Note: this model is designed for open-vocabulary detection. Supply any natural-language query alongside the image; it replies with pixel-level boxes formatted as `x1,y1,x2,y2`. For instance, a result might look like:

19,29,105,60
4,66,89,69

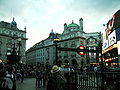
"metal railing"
65,71,120,90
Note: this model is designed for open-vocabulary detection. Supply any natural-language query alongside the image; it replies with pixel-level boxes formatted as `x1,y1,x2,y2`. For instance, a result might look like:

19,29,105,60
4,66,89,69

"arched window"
86,37,97,46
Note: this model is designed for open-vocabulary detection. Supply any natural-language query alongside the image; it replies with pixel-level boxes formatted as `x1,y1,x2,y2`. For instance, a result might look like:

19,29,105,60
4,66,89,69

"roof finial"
51,29,53,32
72,20,74,24
13,17,14,21
24,26,26,31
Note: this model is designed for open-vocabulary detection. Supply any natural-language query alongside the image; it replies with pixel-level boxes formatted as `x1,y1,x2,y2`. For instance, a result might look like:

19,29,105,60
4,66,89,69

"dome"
50,29,55,35
49,29,55,39
11,17,17,26
68,20,79,27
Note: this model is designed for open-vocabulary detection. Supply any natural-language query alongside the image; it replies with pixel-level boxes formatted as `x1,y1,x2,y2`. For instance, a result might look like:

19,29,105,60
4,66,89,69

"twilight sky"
0,0,120,50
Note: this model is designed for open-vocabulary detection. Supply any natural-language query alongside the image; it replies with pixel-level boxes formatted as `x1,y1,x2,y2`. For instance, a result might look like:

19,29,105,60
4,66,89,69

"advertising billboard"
117,41,120,54
107,9,120,34
102,25,109,50
102,9,120,52
116,28,120,41
108,30,117,46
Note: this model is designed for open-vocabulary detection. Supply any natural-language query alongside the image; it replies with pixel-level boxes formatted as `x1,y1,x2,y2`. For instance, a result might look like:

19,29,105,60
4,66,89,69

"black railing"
65,71,120,90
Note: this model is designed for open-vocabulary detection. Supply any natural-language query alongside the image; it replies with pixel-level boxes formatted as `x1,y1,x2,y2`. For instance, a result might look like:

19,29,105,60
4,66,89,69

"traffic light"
77,46,85,55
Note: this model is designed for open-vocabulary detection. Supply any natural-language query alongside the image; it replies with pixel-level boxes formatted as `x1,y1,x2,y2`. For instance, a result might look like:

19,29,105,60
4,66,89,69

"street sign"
77,46,85,55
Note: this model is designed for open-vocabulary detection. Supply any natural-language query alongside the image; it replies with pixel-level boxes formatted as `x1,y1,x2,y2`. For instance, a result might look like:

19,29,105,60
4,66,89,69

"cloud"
0,0,120,50
0,0,24,17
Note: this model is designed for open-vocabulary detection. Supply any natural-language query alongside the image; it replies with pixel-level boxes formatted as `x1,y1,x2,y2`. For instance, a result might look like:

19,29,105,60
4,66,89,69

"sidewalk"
16,78,46,90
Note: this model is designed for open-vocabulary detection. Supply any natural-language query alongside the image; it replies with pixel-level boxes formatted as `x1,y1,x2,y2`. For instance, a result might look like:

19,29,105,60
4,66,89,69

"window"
71,41,76,48
87,37,97,46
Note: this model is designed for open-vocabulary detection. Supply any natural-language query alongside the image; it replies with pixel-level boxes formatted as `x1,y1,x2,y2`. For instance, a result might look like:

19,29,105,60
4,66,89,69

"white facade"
26,18,100,66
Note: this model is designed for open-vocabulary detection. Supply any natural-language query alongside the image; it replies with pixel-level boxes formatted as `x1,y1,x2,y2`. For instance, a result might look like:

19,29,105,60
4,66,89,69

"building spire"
72,20,74,24
13,17,15,21
24,26,26,31
51,29,53,32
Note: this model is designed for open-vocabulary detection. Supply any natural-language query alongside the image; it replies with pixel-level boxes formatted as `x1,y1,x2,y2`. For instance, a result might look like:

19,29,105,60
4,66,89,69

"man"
6,66,16,90
0,64,14,90
47,65,67,90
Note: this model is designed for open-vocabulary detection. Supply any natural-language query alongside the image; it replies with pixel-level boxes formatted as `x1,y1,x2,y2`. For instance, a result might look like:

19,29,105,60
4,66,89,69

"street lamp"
53,34,59,65
6,36,21,64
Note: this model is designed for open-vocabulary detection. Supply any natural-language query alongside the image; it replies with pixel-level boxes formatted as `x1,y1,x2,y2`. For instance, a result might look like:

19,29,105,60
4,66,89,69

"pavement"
16,78,46,90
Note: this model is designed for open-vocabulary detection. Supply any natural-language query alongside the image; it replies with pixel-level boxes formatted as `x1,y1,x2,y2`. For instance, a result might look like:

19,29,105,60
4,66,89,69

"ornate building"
0,18,27,63
26,18,100,67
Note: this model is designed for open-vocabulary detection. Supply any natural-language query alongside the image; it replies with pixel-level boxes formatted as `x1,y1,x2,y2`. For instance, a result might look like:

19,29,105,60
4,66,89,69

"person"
20,68,24,83
0,63,6,90
47,65,67,90
6,66,16,90
35,67,43,87
94,66,98,72
0,64,14,90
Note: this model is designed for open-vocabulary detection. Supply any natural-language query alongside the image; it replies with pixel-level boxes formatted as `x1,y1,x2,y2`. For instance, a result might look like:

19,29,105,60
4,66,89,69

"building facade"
0,18,27,64
26,18,100,67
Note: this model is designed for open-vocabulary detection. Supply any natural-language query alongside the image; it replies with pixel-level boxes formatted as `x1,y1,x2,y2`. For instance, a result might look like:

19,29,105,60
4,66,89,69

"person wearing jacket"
47,65,67,90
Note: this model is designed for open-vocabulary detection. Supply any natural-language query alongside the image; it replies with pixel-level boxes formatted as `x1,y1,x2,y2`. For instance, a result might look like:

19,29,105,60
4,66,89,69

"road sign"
77,46,85,55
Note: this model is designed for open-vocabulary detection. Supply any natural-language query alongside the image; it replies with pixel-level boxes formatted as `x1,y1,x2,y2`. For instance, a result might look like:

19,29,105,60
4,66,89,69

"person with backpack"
47,65,67,90
0,63,14,90
6,66,16,90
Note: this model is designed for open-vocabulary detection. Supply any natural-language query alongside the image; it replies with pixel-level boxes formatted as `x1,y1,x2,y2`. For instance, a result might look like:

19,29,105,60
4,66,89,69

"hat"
51,65,60,73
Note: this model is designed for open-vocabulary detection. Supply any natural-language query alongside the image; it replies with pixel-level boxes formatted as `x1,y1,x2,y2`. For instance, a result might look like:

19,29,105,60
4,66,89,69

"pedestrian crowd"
0,62,102,90
0,62,77,90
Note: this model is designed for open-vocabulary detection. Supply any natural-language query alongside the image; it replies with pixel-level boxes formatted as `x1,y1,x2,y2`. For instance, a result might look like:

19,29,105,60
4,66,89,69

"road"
16,78,46,90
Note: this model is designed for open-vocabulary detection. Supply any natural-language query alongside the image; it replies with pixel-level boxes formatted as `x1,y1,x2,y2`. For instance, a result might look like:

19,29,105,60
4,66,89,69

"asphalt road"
16,78,46,90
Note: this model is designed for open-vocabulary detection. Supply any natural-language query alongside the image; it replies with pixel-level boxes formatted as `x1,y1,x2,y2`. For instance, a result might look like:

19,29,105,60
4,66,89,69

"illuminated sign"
108,30,117,46
106,9,120,33
105,58,112,62
102,40,109,50
102,25,109,50
112,10,120,30
102,44,118,54
77,46,85,55
117,41,120,54
102,9,120,51
116,28,120,41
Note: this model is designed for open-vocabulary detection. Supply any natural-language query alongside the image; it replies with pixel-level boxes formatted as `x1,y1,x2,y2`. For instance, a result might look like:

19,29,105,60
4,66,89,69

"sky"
0,0,120,50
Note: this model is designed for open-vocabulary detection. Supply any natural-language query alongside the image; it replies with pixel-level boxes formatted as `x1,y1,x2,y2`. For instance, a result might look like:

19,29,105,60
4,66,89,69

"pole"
99,32,105,89
55,41,58,65
100,42,104,70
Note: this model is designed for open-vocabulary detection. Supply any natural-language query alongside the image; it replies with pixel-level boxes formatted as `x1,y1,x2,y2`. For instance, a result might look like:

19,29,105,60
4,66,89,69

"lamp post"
98,32,105,89
53,34,59,65
6,36,21,65
99,42,104,70
98,32,104,70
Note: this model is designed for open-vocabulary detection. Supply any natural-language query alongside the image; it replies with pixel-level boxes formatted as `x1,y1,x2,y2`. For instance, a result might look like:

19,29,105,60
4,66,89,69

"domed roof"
68,20,79,27
50,29,55,35
11,17,17,25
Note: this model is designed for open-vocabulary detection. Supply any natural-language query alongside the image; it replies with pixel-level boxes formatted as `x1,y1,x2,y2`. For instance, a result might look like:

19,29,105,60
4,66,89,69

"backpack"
5,77,14,89
47,76,57,90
